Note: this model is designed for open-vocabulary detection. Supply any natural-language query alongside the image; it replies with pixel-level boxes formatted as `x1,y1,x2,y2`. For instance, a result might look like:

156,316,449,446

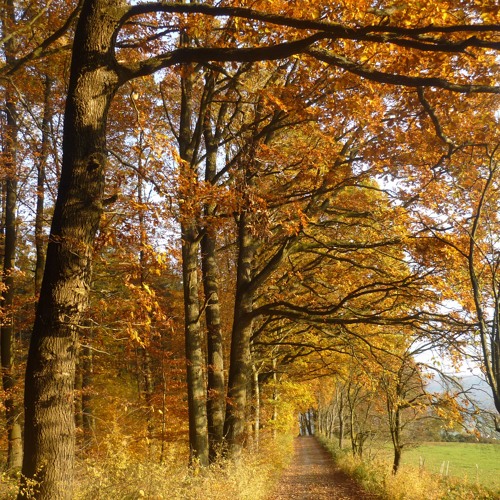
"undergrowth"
318,435,498,500
75,433,293,499
78,437,293,500
0,434,293,499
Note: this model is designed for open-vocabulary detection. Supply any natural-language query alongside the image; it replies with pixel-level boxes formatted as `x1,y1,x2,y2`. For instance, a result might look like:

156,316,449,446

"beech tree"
1,0,23,471
0,1,495,498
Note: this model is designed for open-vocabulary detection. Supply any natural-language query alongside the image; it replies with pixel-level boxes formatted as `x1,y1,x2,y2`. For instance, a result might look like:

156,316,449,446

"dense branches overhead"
118,2,500,92
4,1,499,91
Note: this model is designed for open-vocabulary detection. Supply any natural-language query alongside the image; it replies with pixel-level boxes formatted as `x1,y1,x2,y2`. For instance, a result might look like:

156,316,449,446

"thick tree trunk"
19,1,122,497
74,355,83,431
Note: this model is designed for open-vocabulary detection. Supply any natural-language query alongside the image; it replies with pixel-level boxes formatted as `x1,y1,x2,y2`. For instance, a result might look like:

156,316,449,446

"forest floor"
268,436,380,500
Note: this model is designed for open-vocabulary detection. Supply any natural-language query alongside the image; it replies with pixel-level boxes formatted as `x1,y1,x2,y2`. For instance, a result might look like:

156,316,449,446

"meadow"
320,436,500,500
400,442,500,491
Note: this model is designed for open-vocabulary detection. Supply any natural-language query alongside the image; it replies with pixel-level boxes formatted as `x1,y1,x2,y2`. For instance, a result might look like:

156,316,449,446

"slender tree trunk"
136,150,155,444
338,413,344,449
159,355,168,464
202,110,225,460
0,0,22,472
19,1,122,496
142,346,154,440
34,75,52,295
223,209,255,457
1,93,22,471
252,364,260,451
391,408,402,474
271,358,278,439
338,397,344,449
178,60,209,466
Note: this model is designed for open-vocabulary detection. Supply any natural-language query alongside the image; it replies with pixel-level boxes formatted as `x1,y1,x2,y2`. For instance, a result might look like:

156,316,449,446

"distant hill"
426,373,495,409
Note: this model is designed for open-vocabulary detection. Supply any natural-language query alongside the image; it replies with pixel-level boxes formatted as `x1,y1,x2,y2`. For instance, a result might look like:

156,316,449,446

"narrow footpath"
268,436,379,500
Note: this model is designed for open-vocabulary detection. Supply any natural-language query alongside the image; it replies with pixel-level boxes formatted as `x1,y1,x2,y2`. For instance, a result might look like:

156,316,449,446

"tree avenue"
0,0,498,498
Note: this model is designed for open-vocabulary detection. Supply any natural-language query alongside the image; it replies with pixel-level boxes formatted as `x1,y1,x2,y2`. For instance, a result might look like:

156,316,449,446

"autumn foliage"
0,0,499,498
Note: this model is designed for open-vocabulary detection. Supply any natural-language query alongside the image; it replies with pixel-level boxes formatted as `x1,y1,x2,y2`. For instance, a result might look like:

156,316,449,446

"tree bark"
1,0,22,471
202,99,225,461
179,62,209,466
1,90,23,472
34,75,52,296
223,208,255,456
19,1,122,497
182,223,209,465
271,358,278,440
252,363,260,451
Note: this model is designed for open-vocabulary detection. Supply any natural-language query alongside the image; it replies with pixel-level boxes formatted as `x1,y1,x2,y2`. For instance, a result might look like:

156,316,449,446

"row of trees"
0,1,499,498
313,334,473,474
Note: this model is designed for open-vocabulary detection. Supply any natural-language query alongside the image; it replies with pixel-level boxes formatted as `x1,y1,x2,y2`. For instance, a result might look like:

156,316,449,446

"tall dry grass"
72,433,293,499
1,433,293,499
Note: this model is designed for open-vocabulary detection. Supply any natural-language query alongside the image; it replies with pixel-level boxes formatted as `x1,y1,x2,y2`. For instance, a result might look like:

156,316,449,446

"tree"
403,92,500,428
0,0,23,471
11,1,500,497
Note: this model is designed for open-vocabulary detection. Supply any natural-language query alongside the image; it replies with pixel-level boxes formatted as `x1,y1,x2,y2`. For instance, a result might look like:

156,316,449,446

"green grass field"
374,442,500,491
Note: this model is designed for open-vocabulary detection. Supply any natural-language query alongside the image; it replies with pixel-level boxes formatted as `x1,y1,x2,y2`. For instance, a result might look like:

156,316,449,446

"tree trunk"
178,59,209,466
74,354,83,431
271,358,278,439
137,159,155,444
391,407,402,474
19,1,122,496
393,444,402,475
252,364,260,451
338,412,344,449
34,75,52,295
182,224,209,465
223,209,255,457
0,0,22,472
1,81,23,473
202,228,225,459
202,112,225,461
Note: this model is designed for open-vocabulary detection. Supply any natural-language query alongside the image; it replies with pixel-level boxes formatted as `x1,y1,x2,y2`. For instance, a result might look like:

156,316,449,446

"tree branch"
306,48,500,93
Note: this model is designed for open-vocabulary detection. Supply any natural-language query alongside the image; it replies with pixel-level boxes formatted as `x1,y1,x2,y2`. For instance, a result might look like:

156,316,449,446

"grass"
400,442,500,491
319,436,500,500
0,434,295,499
72,434,294,499
370,441,500,491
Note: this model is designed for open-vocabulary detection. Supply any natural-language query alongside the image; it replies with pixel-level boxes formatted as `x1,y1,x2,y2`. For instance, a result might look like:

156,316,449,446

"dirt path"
268,436,379,500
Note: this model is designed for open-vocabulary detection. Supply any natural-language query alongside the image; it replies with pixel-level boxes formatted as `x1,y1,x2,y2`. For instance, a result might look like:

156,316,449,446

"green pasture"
374,441,500,491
